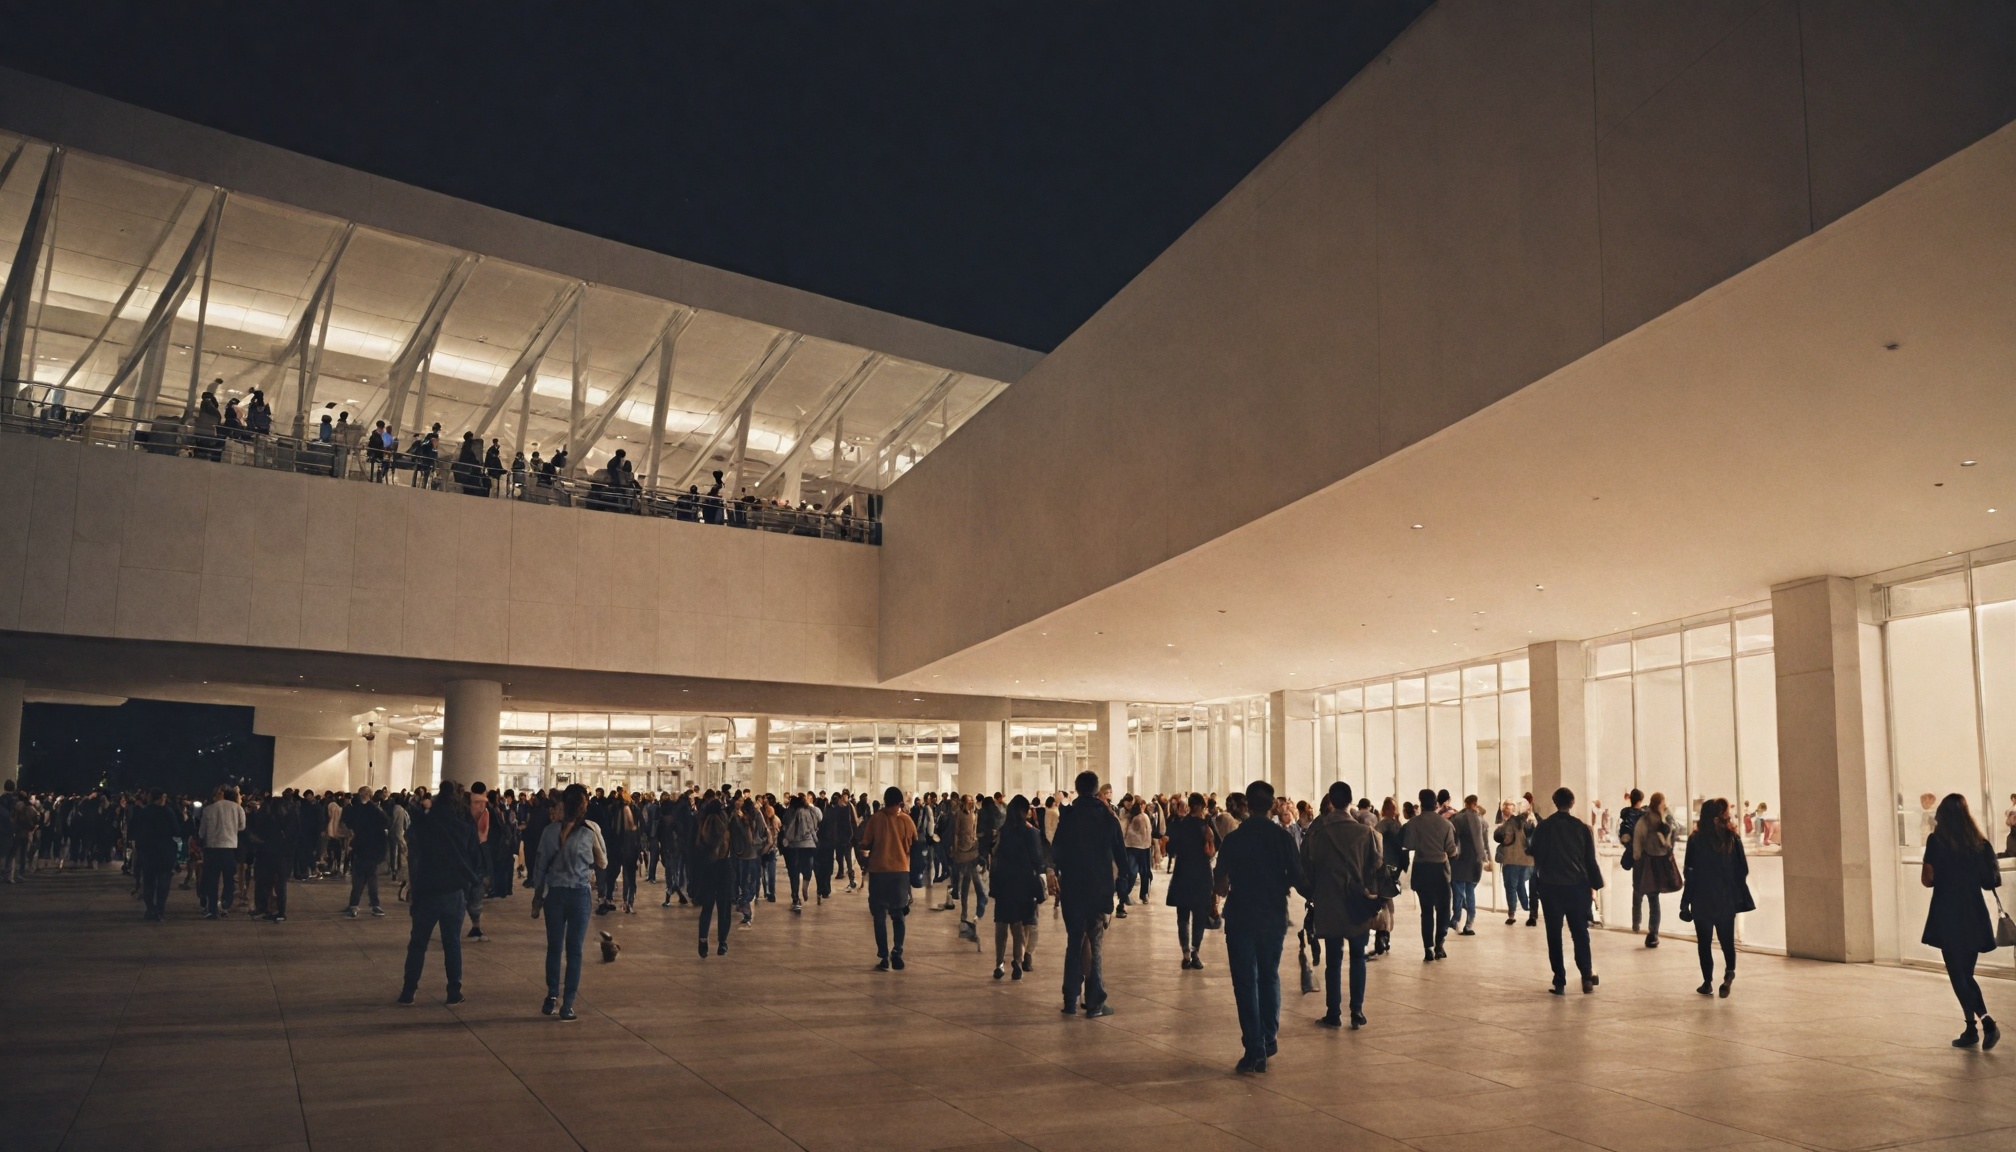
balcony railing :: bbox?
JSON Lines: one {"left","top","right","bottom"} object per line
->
{"left": 0, "top": 393, "right": 882, "bottom": 545}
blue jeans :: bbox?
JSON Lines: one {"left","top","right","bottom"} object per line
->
{"left": 543, "top": 885, "right": 592, "bottom": 1008}
{"left": 401, "top": 890, "right": 466, "bottom": 995}
{"left": 1225, "top": 920, "right": 1286, "bottom": 1060}
{"left": 1060, "top": 904, "right": 1107, "bottom": 1010}
{"left": 1321, "top": 931, "right": 1369, "bottom": 1017}
{"left": 1452, "top": 879, "right": 1477, "bottom": 927}
{"left": 735, "top": 858, "right": 761, "bottom": 914}
{"left": 1502, "top": 865, "right": 1533, "bottom": 914}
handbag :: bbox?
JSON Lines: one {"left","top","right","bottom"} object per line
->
{"left": 1995, "top": 891, "right": 2016, "bottom": 949}
{"left": 1657, "top": 854, "right": 1684, "bottom": 895}
{"left": 1369, "top": 898, "right": 1395, "bottom": 935}
{"left": 1298, "top": 934, "right": 1318, "bottom": 995}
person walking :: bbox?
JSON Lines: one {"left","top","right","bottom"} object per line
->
{"left": 859, "top": 786, "right": 917, "bottom": 971}
{"left": 1048, "top": 771, "right": 1128, "bottom": 1017}
{"left": 1629, "top": 793, "right": 1679, "bottom": 948}
{"left": 818, "top": 790, "right": 858, "bottom": 899}
{"left": 1529, "top": 787, "right": 1604, "bottom": 995}
{"left": 948, "top": 794, "right": 987, "bottom": 940}
{"left": 1681, "top": 797, "right": 1751, "bottom": 1001}
{"left": 781, "top": 793, "right": 819, "bottom": 912}
{"left": 689, "top": 798, "right": 734, "bottom": 956}
{"left": 1215, "top": 780, "right": 1307, "bottom": 1073}
{"left": 129, "top": 789, "right": 180, "bottom": 921}
{"left": 1399, "top": 788, "right": 1456, "bottom": 961}
{"left": 1302, "top": 782, "right": 1382, "bottom": 1030}
{"left": 531, "top": 784, "right": 605, "bottom": 1022}
{"left": 1122, "top": 799, "right": 1154, "bottom": 909}
{"left": 989, "top": 795, "right": 1044, "bottom": 979}
{"left": 1618, "top": 789, "right": 1647, "bottom": 932}
{"left": 399, "top": 787, "right": 485, "bottom": 1006}
{"left": 196, "top": 787, "right": 246, "bottom": 919}
{"left": 1165, "top": 793, "right": 1218, "bottom": 970}
{"left": 1494, "top": 800, "right": 1536, "bottom": 926}
{"left": 1919, "top": 793, "right": 2002, "bottom": 1047}
{"left": 250, "top": 793, "right": 297, "bottom": 922}
{"left": 342, "top": 787, "right": 389, "bottom": 918}
{"left": 1449, "top": 794, "right": 1490, "bottom": 937}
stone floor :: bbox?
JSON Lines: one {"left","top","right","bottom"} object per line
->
{"left": 3, "top": 867, "right": 2014, "bottom": 1152}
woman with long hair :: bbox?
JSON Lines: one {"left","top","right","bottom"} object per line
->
{"left": 531, "top": 783, "right": 605, "bottom": 1021}
{"left": 689, "top": 798, "right": 735, "bottom": 957}
{"left": 988, "top": 795, "right": 1045, "bottom": 979}
{"left": 1681, "top": 798, "right": 1749, "bottom": 998}
{"left": 1630, "top": 793, "right": 1678, "bottom": 948}
{"left": 1922, "top": 793, "right": 2002, "bottom": 1047}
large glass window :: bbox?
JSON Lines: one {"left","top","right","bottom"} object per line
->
{"left": 1314, "top": 654, "right": 1533, "bottom": 814}
{"left": 1583, "top": 605, "right": 1778, "bottom": 847}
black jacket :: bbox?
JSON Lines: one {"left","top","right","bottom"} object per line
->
{"left": 1528, "top": 811, "right": 1604, "bottom": 890}
{"left": 128, "top": 804, "right": 182, "bottom": 871}
{"left": 1049, "top": 796, "right": 1128, "bottom": 914}
{"left": 407, "top": 805, "right": 485, "bottom": 902}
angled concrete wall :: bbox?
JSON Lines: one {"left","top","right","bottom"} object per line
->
{"left": 0, "top": 436, "right": 879, "bottom": 686}
{"left": 879, "top": 0, "right": 2016, "bottom": 677}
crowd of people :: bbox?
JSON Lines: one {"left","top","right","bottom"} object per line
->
{"left": 1, "top": 773, "right": 2003, "bottom": 1061}
{"left": 13, "top": 384, "right": 881, "bottom": 542}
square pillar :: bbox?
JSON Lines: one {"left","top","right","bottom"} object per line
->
{"left": 1268, "top": 689, "right": 1313, "bottom": 799}
{"left": 752, "top": 717, "right": 774, "bottom": 797}
{"left": 957, "top": 720, "right": 1002, "bottom": 797}
{"left": 1090, "top": 702, "right": 1130, "bottom": 794}
{"left": 0, "top": 677, "right": 23, "bottom": 787}
{"left": 1772, "top": 575, "right": 1888, "bottom": 963}
{"left": 1528, "top": 641, "right": 1588, "bottom": 806}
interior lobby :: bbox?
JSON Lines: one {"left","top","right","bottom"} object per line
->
{"left": 6, "top": 1, "right": 2016, "bottom": 1149}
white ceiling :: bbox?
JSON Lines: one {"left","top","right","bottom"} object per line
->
{"left": 887, "top": 121, "right": 2016, "bottom": 704}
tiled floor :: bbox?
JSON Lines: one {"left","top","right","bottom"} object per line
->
{"left": 4, "top": 867, "right": 2013, "bottom": 1152}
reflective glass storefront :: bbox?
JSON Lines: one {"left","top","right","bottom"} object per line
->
{"left": 1007, "top": 722, "right": 1093, "bottom": 799}
{"left": 1313, "top": 655, "right": 1532, "bottom": 815}
{"left": 1127, "top": 699, "right": 1267, "bottom": 801}
{"left": 1583, "top": 605, "right": 1784, "bottom": 949}
{"left": 1873, "top": 543, "right": 2016, "bottom": 971}
{"left": 773, "top": 720, "right": 958, "bottom": 797}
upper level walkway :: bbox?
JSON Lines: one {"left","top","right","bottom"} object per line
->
{"left": 4, "top": 867, "right": 2008, "bottom": 1152}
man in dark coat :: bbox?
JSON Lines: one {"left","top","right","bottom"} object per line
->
{"left": 1528, "top": 787, "right": 1605, "bottom": 995}
{"left": 128, "top": 790, "right": 181, "bottom": 921}
{"left": 1047, "top": 771, "right": 1128, "bottom": 1017}
{"left": 399, "top": 788, "right": 486, "bottom": 1006}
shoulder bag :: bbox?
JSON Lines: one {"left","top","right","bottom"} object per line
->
{"left": 1995, "top": 890, "right": 2016, "bottom": 949}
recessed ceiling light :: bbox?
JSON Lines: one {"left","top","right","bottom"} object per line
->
{"left": 1445, "top": 596, "right": 1455, "bottom": 601}
{"left": 1166, "top": 643, "right": 1175, "bottom": 648}
{"left": 1410, "top": 524, "right": 1425, "bottom": 530}
{"left": 1962, "top": 460, "right": 1978, "bottom": 466}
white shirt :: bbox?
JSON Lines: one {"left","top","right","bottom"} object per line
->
{"left": 198, "top": 799, "right": 246, "bottom": 850}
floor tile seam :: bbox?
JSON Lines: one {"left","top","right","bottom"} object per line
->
{"left": 583, "top": 997, "right": 816, "bottom": 1152}
{"left": 52, "top": 897, "right": 168, "bottom": 1150}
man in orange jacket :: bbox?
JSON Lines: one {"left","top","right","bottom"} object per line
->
{"left": 859, "top": 786, "right": 917, "bottom": 971}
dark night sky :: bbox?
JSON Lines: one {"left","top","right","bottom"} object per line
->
{"left": 19, "top": 700, "right": 273, "bottom": 796}
{"left": 0, "top": 1, "right": 1429, "bottom": 351}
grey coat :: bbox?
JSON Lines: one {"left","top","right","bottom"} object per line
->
{"left": 1300, "top": 811, "right": 1384, "bottom": 939}
{"left": 1450, "top": 808, "right": 1491, "bottom": 884}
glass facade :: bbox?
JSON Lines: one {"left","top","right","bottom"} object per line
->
{"left": 1127, "top": 699, "right": 1267, "bottom": 801}
{"left": 0, "top": 134, "right": 1008, "bottom": 504}
{"left": 1006, "top": 721, "right": 1093, "bottom": 799}
{"left": 1873, "top": 543, "right": 2016, "bottom": 970}
{"left": 1313, "top": 654, "right": 1532, "bottom": 814}
{"left": 1583, "top": 605, "right": 1783, "bottom": 949}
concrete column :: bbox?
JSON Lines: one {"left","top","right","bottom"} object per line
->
{"left": 400, "top": 736, "right": 433, "bottom": 792}
{"left": 0, "top": 678, "right": 23, "bottom": 786}
{"left": 1772, "top": 575, "right": 1889, "bottom": 963}
{"left": 957, "top": 720, "right": 1002, "bottom": 797}
{"left": 1528, "top": 641, "right": 1588, "bottom": 807}
{"left": 1268, "top": 689, "right": 1313, "bottom": 798}
{"left": 752, "top": 717, "right": 773, "bottom": 796}
{"left": 440, "top": 679, "right": 502, "bottom": 790}
{"left": 1090, "top": 702, "right": 1130, "bottom": 793}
